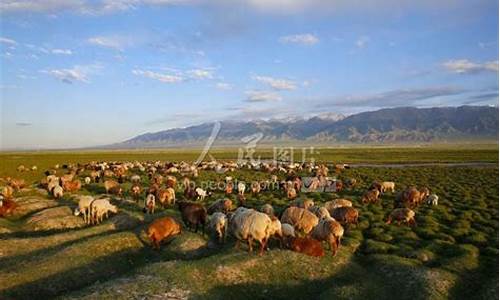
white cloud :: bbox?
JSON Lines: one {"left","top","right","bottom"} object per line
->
{"left": 245, "top": 90, "right": 282, "bottom": 102}
{"left": 0, "top": 37, "right": 17, "bottom": 46}
{"left": 216, "top": 82, "right": 232, "bottom": 90}
{"left": 355, "top": 36, "right": 370, "bottom": 48}
{"left": 51, "top": 48, "right": 72, "bottom": 55}
{"left": 88, "top": 36, "right": 132, "bottom": 50}
{"left": 42, "top": 64, "right": 100, "bottom": 84}
{"left": 279, "top": 34, "right": 319, "bottom": 45}
{"left": 252, "top": 75, "right": 296, "bottom": 90}
{"left": 442, "top": 59, "right": 499, "bottom": 74}
{"left": 187, "top": 68, "right": 214, "bottom": 80}
{"left": 132, "top": 69, "right": 184, "bottom": 83}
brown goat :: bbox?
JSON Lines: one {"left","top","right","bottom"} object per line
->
{"left": 289, "top": 237, "right": 325, "bottom": 257}
{"left": 147, "top": 217, "right": 182, "bottom": 249}
{"left": 362, "top": 189, "right": 380, "bottom": 204}
{"left": 331, "top": 207, "right": 359, "bottom": 228}
{"left": 177, "top": 201, "right": 207, "bottom": 233}
{"left": 63, "top": 180, "right": 82, "bottom": 192}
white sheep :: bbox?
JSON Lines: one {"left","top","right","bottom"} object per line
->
{"left": 144, "top": 193, "right": 156, "bottom": 214}
{"left": 195, "top": 187, "right": 208, "bottom": 201}
{"left": 90, "top": 198, "right": 118, "bottom": 224}
{"left": 74, "top": 195, "right": 95, "bottom": 224}
{"left": 426, "top": 194, "right": 439, "bottom": 206}
{"left": 230, "top": 208, "right": 273, "bottom": 255}
{"left": 209, "top": 212, "right": 228, "bottom": 243}
{"left": 52, "top": 185, "right": 64, "bottom": 199}
{"left": 308, "top": 206, "right": 331, "bottom": 220}
{"left": 84, "top": 177, "right": 91, "bottom": 185}
{"left": 130, "top": 174, "right": 141, "bottom": 183}
{"left": 237, "top": 182, "right": 246, "bottom": 195}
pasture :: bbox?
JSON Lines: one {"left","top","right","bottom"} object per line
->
{"left": 0, "top": 147, "right": 498, "bottom": 299}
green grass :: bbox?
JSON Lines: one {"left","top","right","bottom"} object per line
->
{"left": 0, "top": 147, "right": 498, "bottom": 299}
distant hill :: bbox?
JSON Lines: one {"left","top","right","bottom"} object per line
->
{"left": 109, "top": 106, "right": 499, "bottom": 148}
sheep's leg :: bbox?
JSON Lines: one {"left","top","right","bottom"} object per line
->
{"left": 248, "top": 238, "right": 254, "bottom": 254}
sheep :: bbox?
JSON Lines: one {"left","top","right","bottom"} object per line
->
{"left": 1, "top": 185, "right": 14, "bottom": 199}
{"left": 396, "top": 187, "right": 430, "bottom": 208}
{"left": 331, "top": 207, "right": 359, "bottom": 228}
{"left": 369, "top": 181, "right": 383, "bottom": 194}
{"left": 177, "top": 201, "right": 207, "bottom": 233}
{"left": 63, "top": 180, "right": 82, "bottom": 192}
{"left": 344, "top": 178, "right": 357, "bottom": 189}
{"left": 281, "top": 223, "right": 295, "bottom": 239}
{"left": 7, "top": 178, "right": 25, "bottom": 190}
{"left": 104, "top": 180, "right": 120, "bottom": 194}
{"left": 230, "top": 208, "right": 273, "bottom": 256}
{"left": 225, "top": 182, "right": 234, "bottom": 195}
{"left": 90, "top": 198, "right": 118, "bottom": 224}
{"left": 84, "top": 177, "right": 92, "bottom": 185}
{"left": 289, "top": 237, "right": 325, "bottom": 257}
{"left": 0, "top": 196, "right": 16, "bottom": 217}
{"left": 260, "top": 203, "right": 274, "bottom": 217}
{"left": 52, "top": 184, "right": 64, "bottom": 199}
{"left": 131, "top": 184, "right": 142, "bottom": 200}
{"left": 362, "top": 189, "right": 380, "bottom": 204}
{"left": 74, "top": 195, "right": 95, "bottom": 224}
{"left": 311, "top": 218, "right": 344, "bottom": 256}
{"left": 90, "top": 170, "right": 101, "bottom": 183}
{"left": 147, "top": 217, "right": 182, "bottom": 249}
{"left": 195, "top": 187, "right": 210, "bottom": 201}
{"left": 143, "top": 193, "right": 156, "bottom": 214}
{"left": 251, "top": 181, "right": 261, "bottom": 194}
{"left": 209, "top": 212, "right": 228, "bottom": 243}
{"left": 308, "top": 206, "right": 331, "bottom": 220}
{"left": 290, "top": 198, "right": 315, "bottom": 210}
{"left": 157, "top": 187, "right": 176, "bottom": 207}
{"left": 207, "top": 198, "right": 233, "bottom": 214}
{"left": 381, "top": 181, "right": 396, "bottom": 193}
{"left": 426, "top": 194, "right": 439, "bottom": 206}
{"left": 324, "top": 199, "right": 353, "bottom": 213}
{"left": 130, "top": 174, "right": 141, "bottom": 183}
{"left": 165, "top": 176, "right": 177, "bottom": 188}
{"left": 237, "top": 182, "right": 246, "bottom": 195}
{"left": 280, "top": 206, "right": 319, "bottom": 234}
{"left": 386, "top": 208, "right": 416, "bottom": 226}
{"left": 285, "top": 181, "right": 297, "bottom": 199}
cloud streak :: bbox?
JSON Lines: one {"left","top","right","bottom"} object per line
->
{"left": 252, "top": 75, "right": 297, "bottom": 90}
{"left": 279, "top": 34, "right": 319, "bottom": 45}
{"left": 442, "top": 59, "right": 499, "bottom": 74}
{"left": 245, "top": 90, "right": 282, "bottom": 102}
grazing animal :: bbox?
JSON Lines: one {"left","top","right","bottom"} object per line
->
{"left": 251, "top": 181, "right": 261, "bottom": 194}
{"left": 386, "top": 208, "right": 416, "bottom": 226}
{"left": 311, "top": 218, "right": 344, "bottom": 256}
{"left": 90, "top": 198, "right": 118, "bottom": 224}
{"left": 157, "top": 187, "right": 176, "bottom": 207}
{"left": 209, "top": 212, "right": 228, "bottom": 243}
{"left": 104, "top": 180, "right": 120, "bottom": 194}
{"left": 84, "top": 177, "right": 91, "bottom": 185}
{"left": 281, "top": 223, "right": 296, "bottom": 239}
{"left": 225, "top": 181, "right": 234, "bottom": 195}
{"left": 178, "top": 201, "right": 208, "bottom": 233}
{"left": 147, "top": 217, "right": 182, "bottom": 249}
{"left": 195, "top": 187, "right": 209, "bottom": 201}
{"left": 426, "top": 194, "right": 439, "bottom": 206}
{"left": 143, "top": 194, "right": 156, "bottom": 214}
{"left": 280, "top": 206, "right": 319, "bottom": 234}
{"left": 331, "top": 207, "right": 359, "bottom": 228}
{"left": 1, "top": 186, "right": 14, "bottom": 199}
{"left": 207, "top": 198, "right": 233, "bottom": 214}
{"left": 63, "top": 180, "right": 82, "bottom": 192}
{"left": 237, "top": 182, "right": 246, "bottom": 195}
{"left": 74, "top": 195, "right": 95, "bottom": 224}
{"left": 7, "top": 178, "right": 25, "bottom": 191}
{"left": 0, "top": 196, "right": 17, "bottom": 217}
{"left": 286, "top": 182, "right": 297, "bottom": 199}
{"left": 260, "top": 203, "right": 274, "bottom": 217}
{"left": 289, "top": 237, "right": 325, "bottom": 257}
{"left": 290, "top": 198, "right": 314, "bottom": 210}
{"left": 52, "top": 184, "right": 64, "bottom": 199}
{"left": 130, "top": 174, "right": 141, "bottom": 183}
{"left": 396, "top": 187, "right": 430, "bottom": 208}
{"left": 165, "top": 176, "right": 177, "bottom": 188}
{"left": 381, "top": 181, "right": 396, "bottom": 193}
{"left": 362, "top": 189, "right": 380, "bottom": 204}
{"left": 131, "top": 184, "right": 142, "bottom": 200}
{"left": 324, "top": 199, "right": 352, "bottom": 213}
{"left": 230, "top": 207, "right": 273, "bottom": 256}
{"left": 308, "top": 206, "right": 331, "bottom": 220}
{"left": 369, "top": 181, "right": 383, "bottom": 194}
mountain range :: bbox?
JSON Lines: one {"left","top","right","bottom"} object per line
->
{"left": 109, "top": 106, "right": 499, "bottom": 148}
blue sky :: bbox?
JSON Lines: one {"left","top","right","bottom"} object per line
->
{"left": 0, "top": 0, "right": 498, "bottom": 149}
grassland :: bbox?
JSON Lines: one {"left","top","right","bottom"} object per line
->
{"left": 0, "top": 147, "right": 498, "bottom": 299}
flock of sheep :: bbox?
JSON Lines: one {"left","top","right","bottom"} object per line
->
{"left": 0, "top": 160, "right": 439, "bottom": 258}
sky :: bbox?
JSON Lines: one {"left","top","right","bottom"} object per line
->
{"left": 0, "top": 0, "right": 498, "bottom": 149}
